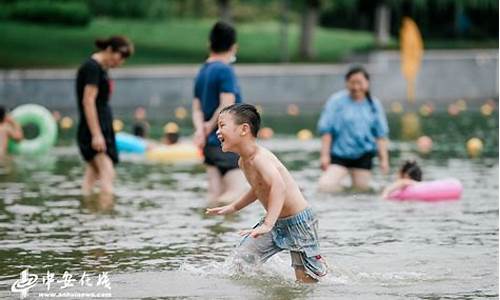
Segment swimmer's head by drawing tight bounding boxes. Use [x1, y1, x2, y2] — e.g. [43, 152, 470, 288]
[0, 106, 5, 123]
[399, 160, 422, 181]
[218, 104, 261, 152]
[164, 132, 179, 145]
[209, 21, 237, 55]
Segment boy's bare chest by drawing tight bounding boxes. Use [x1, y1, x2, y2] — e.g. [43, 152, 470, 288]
[241, 166, 268, 194]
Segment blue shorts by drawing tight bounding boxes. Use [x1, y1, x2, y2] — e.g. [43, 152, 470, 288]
[236, 207, 328, 280]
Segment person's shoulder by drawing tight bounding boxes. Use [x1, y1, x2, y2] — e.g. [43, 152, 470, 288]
[370, 96, 386, 112]
[199, 61, 233, 76]
[325, 90, 348, 108]
[210, 61, 234, 75]
[370, 95, 383, 105]
[330, 90, 349, 102]
[79, 58, 100, 72]
[254, 147, 279, 171]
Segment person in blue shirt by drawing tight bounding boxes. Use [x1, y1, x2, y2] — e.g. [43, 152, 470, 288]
[192, 21, 248, 205]
[317, 66, 390, 193]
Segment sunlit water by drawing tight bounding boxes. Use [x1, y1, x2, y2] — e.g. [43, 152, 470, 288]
[0, 136, 498, 299]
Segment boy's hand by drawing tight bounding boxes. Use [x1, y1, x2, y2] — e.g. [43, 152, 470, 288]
[239, 223, 272, 239]
[205, 204, 236, 216]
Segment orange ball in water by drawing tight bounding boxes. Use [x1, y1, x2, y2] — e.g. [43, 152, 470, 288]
[175, 107, 188, 120]
[485, 99, 496, 108]
[391, 102, 403, 114]
[60, 116, 73, 129]
[456, 99, 467, 111]
[448, 104, 460, 116]
[480, 104, 493, 116]
[297, 129, 313, 141]
[416, 135, 433, 154]
[258, 127, 274, 140]
[164, 122, 179, 134]
[287, 104, 300, 116]
[113, 119, 124, 132]
[466, 138, 483, 158]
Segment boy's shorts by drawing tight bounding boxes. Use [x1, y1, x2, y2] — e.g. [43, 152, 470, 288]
[236, 207, 328, 280]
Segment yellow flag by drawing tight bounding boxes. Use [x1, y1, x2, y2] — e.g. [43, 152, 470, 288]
[400, 17, 424, 103]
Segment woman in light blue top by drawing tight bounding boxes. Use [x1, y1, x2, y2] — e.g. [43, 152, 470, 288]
[317, 66, 389, 192]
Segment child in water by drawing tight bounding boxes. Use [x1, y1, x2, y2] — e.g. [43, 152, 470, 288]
[132, 106, 150, 138]
[0, 106, 23, 158]
[381, 160, 422, 199]
[206, 103, 328, 283]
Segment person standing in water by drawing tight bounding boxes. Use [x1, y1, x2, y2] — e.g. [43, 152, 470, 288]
[76, 36, 134, 197]
[192, 21, 248, 205]
[317, 66, 390, 193]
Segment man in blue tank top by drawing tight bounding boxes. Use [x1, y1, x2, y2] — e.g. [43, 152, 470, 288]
[192, 21, 248, 205]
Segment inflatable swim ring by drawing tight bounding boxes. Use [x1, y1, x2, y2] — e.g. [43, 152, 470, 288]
[8, 104, 57, 155]
[115, 132, 147, 154]
[146, 144, 202, 163]
[388, 178, 462, 201]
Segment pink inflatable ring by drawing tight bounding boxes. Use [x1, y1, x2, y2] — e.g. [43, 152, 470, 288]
[388, 178, 463, 202]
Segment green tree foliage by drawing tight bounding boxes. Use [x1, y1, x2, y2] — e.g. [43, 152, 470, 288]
[2, 0, 91, 26]
[87, 0, 170, 19]
[320, 0, 498, 39]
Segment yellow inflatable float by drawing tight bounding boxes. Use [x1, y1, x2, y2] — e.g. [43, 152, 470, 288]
[146, 143, 203, 163]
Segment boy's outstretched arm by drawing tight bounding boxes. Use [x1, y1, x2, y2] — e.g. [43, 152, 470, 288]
[233, 188, 257, 211]
[206, 189, 257, 215]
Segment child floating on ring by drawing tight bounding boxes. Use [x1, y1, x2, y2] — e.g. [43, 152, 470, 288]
[381, 160, 422, 199]
[382, 160, 462, 201]
[206, 103, 328, 283]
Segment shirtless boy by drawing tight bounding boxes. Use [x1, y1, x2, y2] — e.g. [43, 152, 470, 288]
[206, 103, 328, 283]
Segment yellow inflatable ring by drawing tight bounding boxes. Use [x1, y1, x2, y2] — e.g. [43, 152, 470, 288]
[146, 144, 203, 163]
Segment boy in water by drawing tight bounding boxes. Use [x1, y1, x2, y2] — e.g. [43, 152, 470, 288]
[206, 104, 328, 283]
[0, 106, 23, 158]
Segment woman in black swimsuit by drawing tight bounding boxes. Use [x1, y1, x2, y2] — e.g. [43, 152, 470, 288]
[76, 36, 134, 196]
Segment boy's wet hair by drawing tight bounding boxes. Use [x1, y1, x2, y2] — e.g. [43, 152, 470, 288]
[400, 160, 422, 181]
[220, 103, 261, 137]
[209, 21, 236, 53]
[0, 106, 5, 122]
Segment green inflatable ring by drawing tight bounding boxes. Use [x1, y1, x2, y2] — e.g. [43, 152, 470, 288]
[7, 104, 58, 155]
